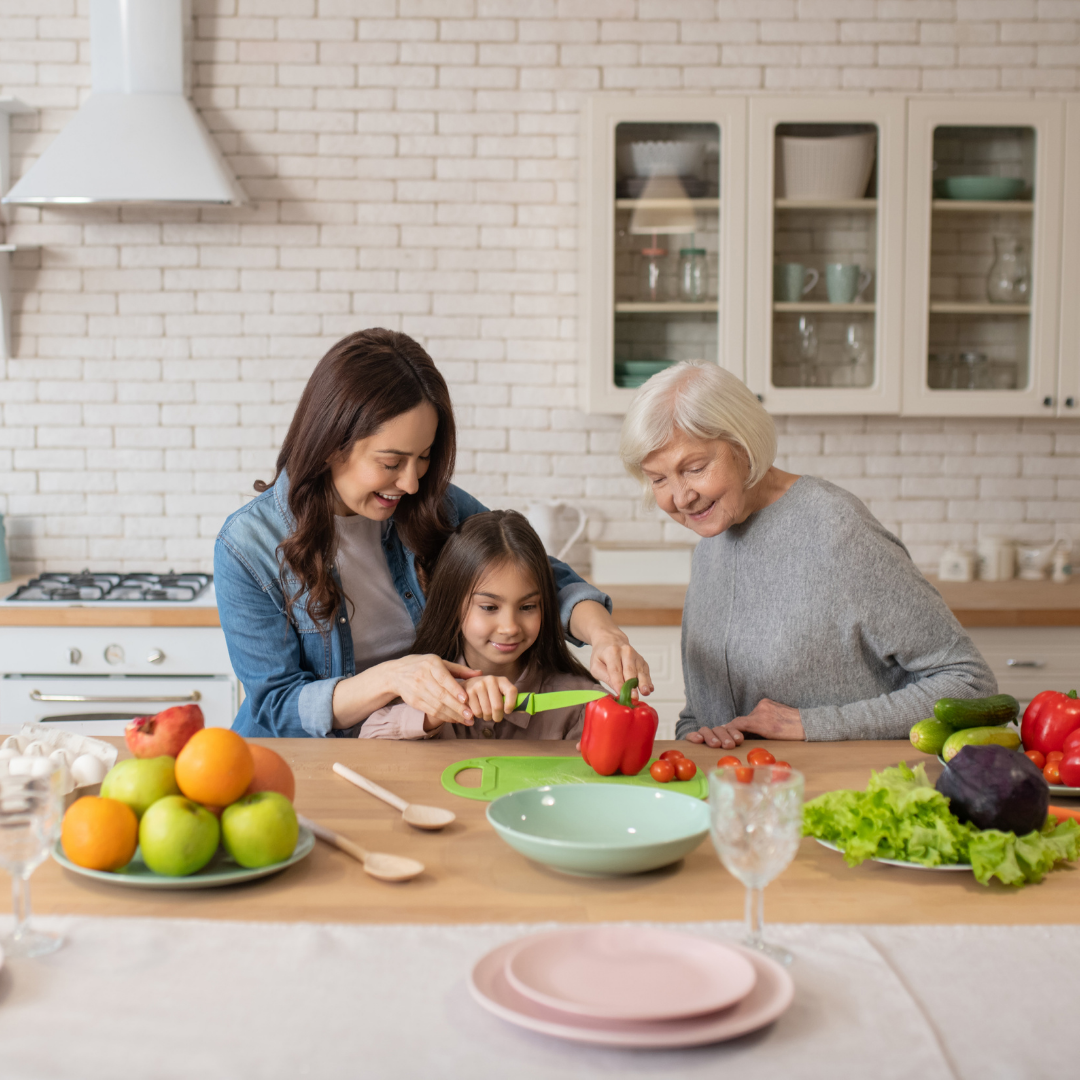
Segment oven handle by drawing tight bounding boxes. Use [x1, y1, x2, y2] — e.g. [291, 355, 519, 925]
[29, 690, 203, 704]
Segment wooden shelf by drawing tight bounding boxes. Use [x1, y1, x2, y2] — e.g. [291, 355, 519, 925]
[930, 302, 1030, 315]
[932, 199, 1034, 214]
[774, 198, 877, 211]
[615, 198, 720, 210]
[615, 302, 718, 313]
[773, 301, 875, 313]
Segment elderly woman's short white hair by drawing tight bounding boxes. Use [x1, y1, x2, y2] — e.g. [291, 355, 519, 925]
[619, 361, 777, 499]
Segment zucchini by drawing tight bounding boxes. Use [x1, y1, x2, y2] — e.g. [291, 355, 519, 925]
[933, 694, 1019, 730]
[909, 718, 955, 756]
[942, 726, 1021, 763]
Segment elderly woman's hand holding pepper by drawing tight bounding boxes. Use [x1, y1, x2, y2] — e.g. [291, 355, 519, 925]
[686, 698, 805, 751]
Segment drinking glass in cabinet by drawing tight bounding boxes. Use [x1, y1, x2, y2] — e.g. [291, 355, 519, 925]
[986, 237, 1030, 304]
[678, 248, 708, 302]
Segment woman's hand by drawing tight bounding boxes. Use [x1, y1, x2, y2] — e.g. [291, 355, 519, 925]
[458, 675, 518, 724]
[685, 699, 805, 750]
[568, 600, 654, 695]
[385, 654, 482, 726]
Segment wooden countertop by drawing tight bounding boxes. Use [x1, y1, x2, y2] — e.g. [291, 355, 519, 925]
[603, 578, 1080, 628]
[33, 738, 1080, 927]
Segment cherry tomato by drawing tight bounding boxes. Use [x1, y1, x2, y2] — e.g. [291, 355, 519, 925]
[773, 761, 792, 769]
[1059, 753, 1080, 788]
[747, 748, 776, 766]
[734, 766, 754, 784]
[674, 758, 698, 781]
[716, 756, 741, 768]
[1024, 749, 1046, 770]
[650, 759, 675, 783]
[771, 765, 792, 783]
[1047, 750, 1065, 764]
[659, 749, 685, 762]
[1044, 761, 1061, 784]
[1064, 729, 1080, 756]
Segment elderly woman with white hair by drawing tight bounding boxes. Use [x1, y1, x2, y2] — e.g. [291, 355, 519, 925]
[620, 361, 996, 748]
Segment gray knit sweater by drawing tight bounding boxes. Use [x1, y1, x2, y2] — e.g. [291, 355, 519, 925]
[677, 476, 997, 742]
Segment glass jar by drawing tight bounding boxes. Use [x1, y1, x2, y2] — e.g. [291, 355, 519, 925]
[957, 351, 989, 389]
[678, 248, 708, 302]
[987, 236, 1030, 304]
[640, 246, 668, 302]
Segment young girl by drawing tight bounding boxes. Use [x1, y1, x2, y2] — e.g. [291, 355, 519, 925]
[359, 510, 600, 740]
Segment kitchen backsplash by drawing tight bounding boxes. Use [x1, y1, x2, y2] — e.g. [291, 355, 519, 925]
[1, 1, 1079, 576]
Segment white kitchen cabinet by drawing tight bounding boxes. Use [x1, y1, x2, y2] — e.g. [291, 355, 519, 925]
[579, 95, 747, 414]
[745, 95, 906, 414]
[1057, 99, 1080, 417]
[571, 624, 684, 739]
[901, 99, 1065, 417]
[965, 627, 1080, 708]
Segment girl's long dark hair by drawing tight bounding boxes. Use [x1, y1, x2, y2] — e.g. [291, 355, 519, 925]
[412, 511, 591, 681]
[256, 328, 456, 628]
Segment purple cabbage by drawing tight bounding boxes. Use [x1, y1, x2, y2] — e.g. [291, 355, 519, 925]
[935, 744, 1049, 835]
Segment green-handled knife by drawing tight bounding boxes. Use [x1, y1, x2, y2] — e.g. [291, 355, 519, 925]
[514, 689, 608, 715]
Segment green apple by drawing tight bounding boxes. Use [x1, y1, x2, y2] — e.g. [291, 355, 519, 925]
[221, 791, 299, 869]
[100, 756, 180, 819]
[139, 795, 220, 876]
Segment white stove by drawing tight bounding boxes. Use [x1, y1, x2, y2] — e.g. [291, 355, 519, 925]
[0, 571, 238, 736]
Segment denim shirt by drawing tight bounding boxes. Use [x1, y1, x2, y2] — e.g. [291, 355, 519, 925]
[214, 469, 611, 738]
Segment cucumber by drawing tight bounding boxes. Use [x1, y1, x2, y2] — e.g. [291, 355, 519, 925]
[942, 726, 1021, 763]
[933, 694, 1020, 730]
[909, 718, 955, 756]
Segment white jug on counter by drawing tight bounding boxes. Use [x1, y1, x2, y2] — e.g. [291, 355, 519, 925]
[524, 501, 588, 562]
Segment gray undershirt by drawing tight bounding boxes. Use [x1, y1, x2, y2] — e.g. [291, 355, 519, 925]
[334, 514, 416, 670]
[678, 475, 997, 742]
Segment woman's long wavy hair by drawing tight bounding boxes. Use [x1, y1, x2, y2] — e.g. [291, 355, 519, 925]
[411, 511, 591, 682]
[255, 329, 456, 628]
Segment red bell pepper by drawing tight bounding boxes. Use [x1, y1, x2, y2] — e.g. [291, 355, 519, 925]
[580, 678, 658, 777]
[1020, 689, 1080, 755]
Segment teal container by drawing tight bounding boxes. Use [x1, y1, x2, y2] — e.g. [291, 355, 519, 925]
[486, 784, 710, 877]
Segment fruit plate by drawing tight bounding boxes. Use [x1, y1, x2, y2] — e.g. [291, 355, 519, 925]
[815, 838, 972, 872]
[936, 754, 1080, 798]
[53, 824, 315, 890]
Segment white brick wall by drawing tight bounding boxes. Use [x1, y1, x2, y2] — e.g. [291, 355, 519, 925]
[2, 0, 1080, 575]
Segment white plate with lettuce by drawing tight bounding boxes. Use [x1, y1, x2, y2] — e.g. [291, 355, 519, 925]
[814, 838, 972, 871]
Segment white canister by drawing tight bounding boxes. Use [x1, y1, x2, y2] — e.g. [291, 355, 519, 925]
[1016, 543, 1055, 581]
[939, 546, 976, 583]
[1052, 542, 1073, 584]
[976, 537, 1015, 582]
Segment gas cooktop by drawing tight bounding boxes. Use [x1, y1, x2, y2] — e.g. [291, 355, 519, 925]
[6, 572, 213, 604]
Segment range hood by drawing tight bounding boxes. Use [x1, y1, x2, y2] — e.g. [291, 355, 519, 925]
[3, 0, 246, 206]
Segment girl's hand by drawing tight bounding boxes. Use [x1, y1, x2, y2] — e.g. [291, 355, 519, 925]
[587, 630, 654, 697]
[462, 675, 518, 723]
[386, 654, 482, 727]
[685, 699, 805, 750]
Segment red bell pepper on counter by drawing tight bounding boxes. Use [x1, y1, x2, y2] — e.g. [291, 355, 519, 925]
[1020, 689, 1080, 755]
[580, 678, 658, 777]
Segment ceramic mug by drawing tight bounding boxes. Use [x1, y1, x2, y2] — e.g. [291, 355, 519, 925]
[825, 263, 872, 304]
[774, 263, 819, 302]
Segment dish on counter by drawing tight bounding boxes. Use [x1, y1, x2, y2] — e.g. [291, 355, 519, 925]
[815, 838, 973, 872]
[53, 824, 315, 890]
[469, 936, 793, 1048]
[486, 784, 709, 877]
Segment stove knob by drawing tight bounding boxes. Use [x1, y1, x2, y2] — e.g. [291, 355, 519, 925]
[147, 649, 165, 665]
[68, 647, 82, 665]
[104, 644, 125, 666]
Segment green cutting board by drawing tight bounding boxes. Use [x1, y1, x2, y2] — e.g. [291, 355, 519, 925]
[440, 755, 708, 802]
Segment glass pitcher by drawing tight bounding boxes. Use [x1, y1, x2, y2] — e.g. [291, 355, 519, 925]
[986, 236, 1030, 304]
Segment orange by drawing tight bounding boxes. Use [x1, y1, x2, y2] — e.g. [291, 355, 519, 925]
[61, 796, 138, 871]
[175, 728, 254, 808]
[245, 744, 295, 802]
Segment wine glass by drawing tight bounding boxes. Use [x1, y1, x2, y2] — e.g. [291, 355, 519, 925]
[796, 316, 818, 386]
[709, 765, 804, 966]
[836, 321, 868, 387]
[0, 761, 64, 958]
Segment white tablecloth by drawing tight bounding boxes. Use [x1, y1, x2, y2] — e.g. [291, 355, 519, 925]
[0, 916, 1076, 1079]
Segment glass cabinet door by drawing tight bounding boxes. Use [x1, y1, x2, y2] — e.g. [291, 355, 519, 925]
[745, 96, 905, 414]
[902, 100, 1064, 416]
[580, 97, 746, 414]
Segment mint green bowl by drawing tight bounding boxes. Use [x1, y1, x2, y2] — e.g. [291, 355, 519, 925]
[486, 784, 710, 877]
[933, 176, 1025, 201]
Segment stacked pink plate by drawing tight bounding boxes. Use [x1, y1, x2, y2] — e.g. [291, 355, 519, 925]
[468, 926, 794, 1049]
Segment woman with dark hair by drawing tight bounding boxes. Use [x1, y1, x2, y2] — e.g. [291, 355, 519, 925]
[215, 329, 649, 737]
[361, 510, 600, 740]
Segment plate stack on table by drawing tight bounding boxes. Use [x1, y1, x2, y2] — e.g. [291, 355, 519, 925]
[469, 925, 794, 1049]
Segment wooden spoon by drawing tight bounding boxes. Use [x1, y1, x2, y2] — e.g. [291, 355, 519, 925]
[332, 762, 457, 831]
[297, 814, 424, 883]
